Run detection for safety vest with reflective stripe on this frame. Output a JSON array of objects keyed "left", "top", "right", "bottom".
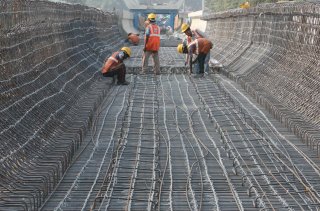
[
  {"left": 145, "top": 24, "right": 160, "bottom": 51},
  {"left": 101, "top": 52, "right": 120, "bottom": 74},
  {"left": 128, "top": 34, "right": 140, "bottom": 45},
  {"left": 188, "top": 38, "right": 212, "bottom": 55}
]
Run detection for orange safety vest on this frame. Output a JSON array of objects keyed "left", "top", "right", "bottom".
[
  {"left": 145, "top": 24, "right": 160, "bottom": 51},
  {"left": 101, "top": 52, "right": 120, "bottom": 74},
  {"left": 128, "top": 34, "right": 140, "bottom": 45},
  {"left": 188, "top": 38, "right": 212, "bottom": 55}
]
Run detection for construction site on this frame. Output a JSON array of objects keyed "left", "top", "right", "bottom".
[{"left": 1, "top": 0, "right": 320, "bottom": 210}]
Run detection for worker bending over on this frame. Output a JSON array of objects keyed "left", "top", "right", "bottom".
[
  {"left": 181, "top": 23, "right": 210, "bottom": 74},
  {"left": 177, "top": 38, "right": 213, "bottom": 77},
  {"left": 101, "top": 47, "right": 131, "bottom": 85},
  {"left": 127, "top": 33, "right": 140, "bottom": 45},
  {"left": 141, "top": 13, "right": 160, "bottom": 75}
]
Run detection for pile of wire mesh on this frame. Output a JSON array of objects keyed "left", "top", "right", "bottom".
[
  {"left": 204, "top": 2, "right": 320, "bottom": 150},
  {"left": 0, "top": 1, "right": 123, "bottom": 209}
]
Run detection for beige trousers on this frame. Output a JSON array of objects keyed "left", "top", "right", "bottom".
[{"left": 141, "top": 51, "right": 160, "bottom": 74}]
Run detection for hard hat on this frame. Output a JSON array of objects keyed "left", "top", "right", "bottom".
[
  {"left": 240, "top": 1, "right": 250, "bottom": 9},
  {"left": 177, "top": 44, "right": 184, "bottom": 54},
  {"left": 148, "top": 13, "right": 156, "bottom": 20},
  {"left": 181, "top": 23, "right": 190, "bottom": 33},
  {"left": 121, "top": 47, "right": 131, "bottom": 57}
]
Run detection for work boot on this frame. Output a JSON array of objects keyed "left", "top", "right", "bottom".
[
  {"left": 155, "top": 71, "right": 160, "bottom": 75},
  {"left": 117, "top": 81, "right": 130, "bottom": 85}
]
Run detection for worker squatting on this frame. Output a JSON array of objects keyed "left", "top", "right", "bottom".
[{"left": 101, "top": 13, "right": 213, "bottom": 85}]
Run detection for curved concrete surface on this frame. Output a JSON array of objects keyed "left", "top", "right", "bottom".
[
  {"left": 123, "top": 0, "right": 184, "bottom": 10},
  {"left": 189, "top": 10, "right": 207, "bottom": 33},
  {"left": 121, "top": 10, "right": 140, "bottom": 34}
]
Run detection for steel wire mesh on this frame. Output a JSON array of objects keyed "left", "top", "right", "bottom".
[
  {"left": 204, "top": 2, "right": 320, "bottom": 150},
  {"left": 0, "top": 1, "right": 123, "bottom": 210},
  {"left": 204, "top": 0, "right": 306, "bottom": 13}
]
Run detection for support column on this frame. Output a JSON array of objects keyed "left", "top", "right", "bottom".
[{"left": 169, "top": 13, "right": 176, "bottom": 30}]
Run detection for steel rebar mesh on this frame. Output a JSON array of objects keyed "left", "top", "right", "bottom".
[
  {"left": 2, "top": 0, "right": 320, "bottom": 210},
  {"left": 204, "top": 0, "right": 306, "bottom": 13},
  {"left": 204, "top": 2, "right": 320, "bottom": 149},
  {"left": 0, "top": 1, "right": 123, "bottom": 210}
]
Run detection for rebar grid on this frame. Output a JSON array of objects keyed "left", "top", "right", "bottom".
[
  {"left": 88, "top": 74, "right": 160, "bottom": 210},
  {"left": 205, "top": 3, "right": 320, "bottom": 158},
  {"left": 204, "top": 2, "right": 320, "bottom": 149},
  {"left": 1, "top": 1, "right": 320, "bottom": 210},
  {"left": 30, "top": 72, "right": 320, "bottom": 211},
  {"left": 191, "top": 75, "right": 320, "bottom": 210},
  {"left": 0, "top": 1, "right": 123, "bottom": 210}
]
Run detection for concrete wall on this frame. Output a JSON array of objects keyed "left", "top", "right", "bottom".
[
  {"left": 204, "top": 2, "right": 320, "bottom": 144},
  {"left": 121, "top": 10, "right": 140, "bottom": 35},
  {"left": 189, "top": 10, "right": 207, "bottom": 33}
]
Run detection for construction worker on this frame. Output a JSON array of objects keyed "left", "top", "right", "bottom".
[
  {"left": 127, "top": 33, "right": 140, "bottom": 45},
  {"left": 181, "top": 23, "right": 210, "bottom": 74},
  {"left": 141, "top": 13, "right": 161, "bottom": 75},
  {"left": 101, "top": 47, "right": 131, "bottom": 85},
  {"left": 177, "top": 38, "right": 213, "bottom": 77},
  {"left": 181, "top": 23, "right": 207, "bottom": 44},
  {"left": 166, "top": 25, "right": 173, "bottom": 38}
]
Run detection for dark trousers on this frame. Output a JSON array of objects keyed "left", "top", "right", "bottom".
[
  {"left": 102, "top": 63, "right": 126, "bottom": 83},
  {"left": 196, "top": 53, "right": 207, "bottom": 74}
]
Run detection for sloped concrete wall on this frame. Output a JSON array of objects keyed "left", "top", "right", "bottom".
[
  {"left": 121, "top": 10, "right": 140, "bottom": 34},
  {"left": 204, "top": 3, "right": 320, "bottom": 144},
  {"left": 0, "top": 1, "right": 123, "bottom": 209}
]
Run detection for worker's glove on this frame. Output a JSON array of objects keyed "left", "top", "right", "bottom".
[
  {"left": 184, "top": 61, "right": 187, "bottom": 66},
  {"left": 143, "top": 47, "right": 146, "bottom": 52}
]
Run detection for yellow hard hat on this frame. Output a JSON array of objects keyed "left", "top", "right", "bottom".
[
  {"left": 177, "top": 44, "right": 184, "bottom": 54},
  {"left": 181, "top": 23, "right": 190, "bottom": 33},
  {"left": 148, "top": 13, "right": 156, "bottom": 20},
  {"left": 121, "top": 47, "right": 131, "bottom": 57},
  {"left": 240, "top": 1, "right": 250, "bottom": 9}
]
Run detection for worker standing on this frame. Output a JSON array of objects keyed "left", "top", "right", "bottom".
[
  {"left": 181, "top": 23, "right": 210, "bottom": 74},
  {"left": 127, "top": 33, "right": 140, "bottom": 45},
  {"left": 101, "top": 47, "right": 131, "bottom": 85},
  {"left": 141, "top": 13, "right": 161, "bottom": 75},
  {"left": 177, "top": 38, "right": 213, "bottom": 77}
]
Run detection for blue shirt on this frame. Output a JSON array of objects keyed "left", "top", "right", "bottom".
[{"left": 115, "top": 51, "right": 125, "bottom": 62}]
